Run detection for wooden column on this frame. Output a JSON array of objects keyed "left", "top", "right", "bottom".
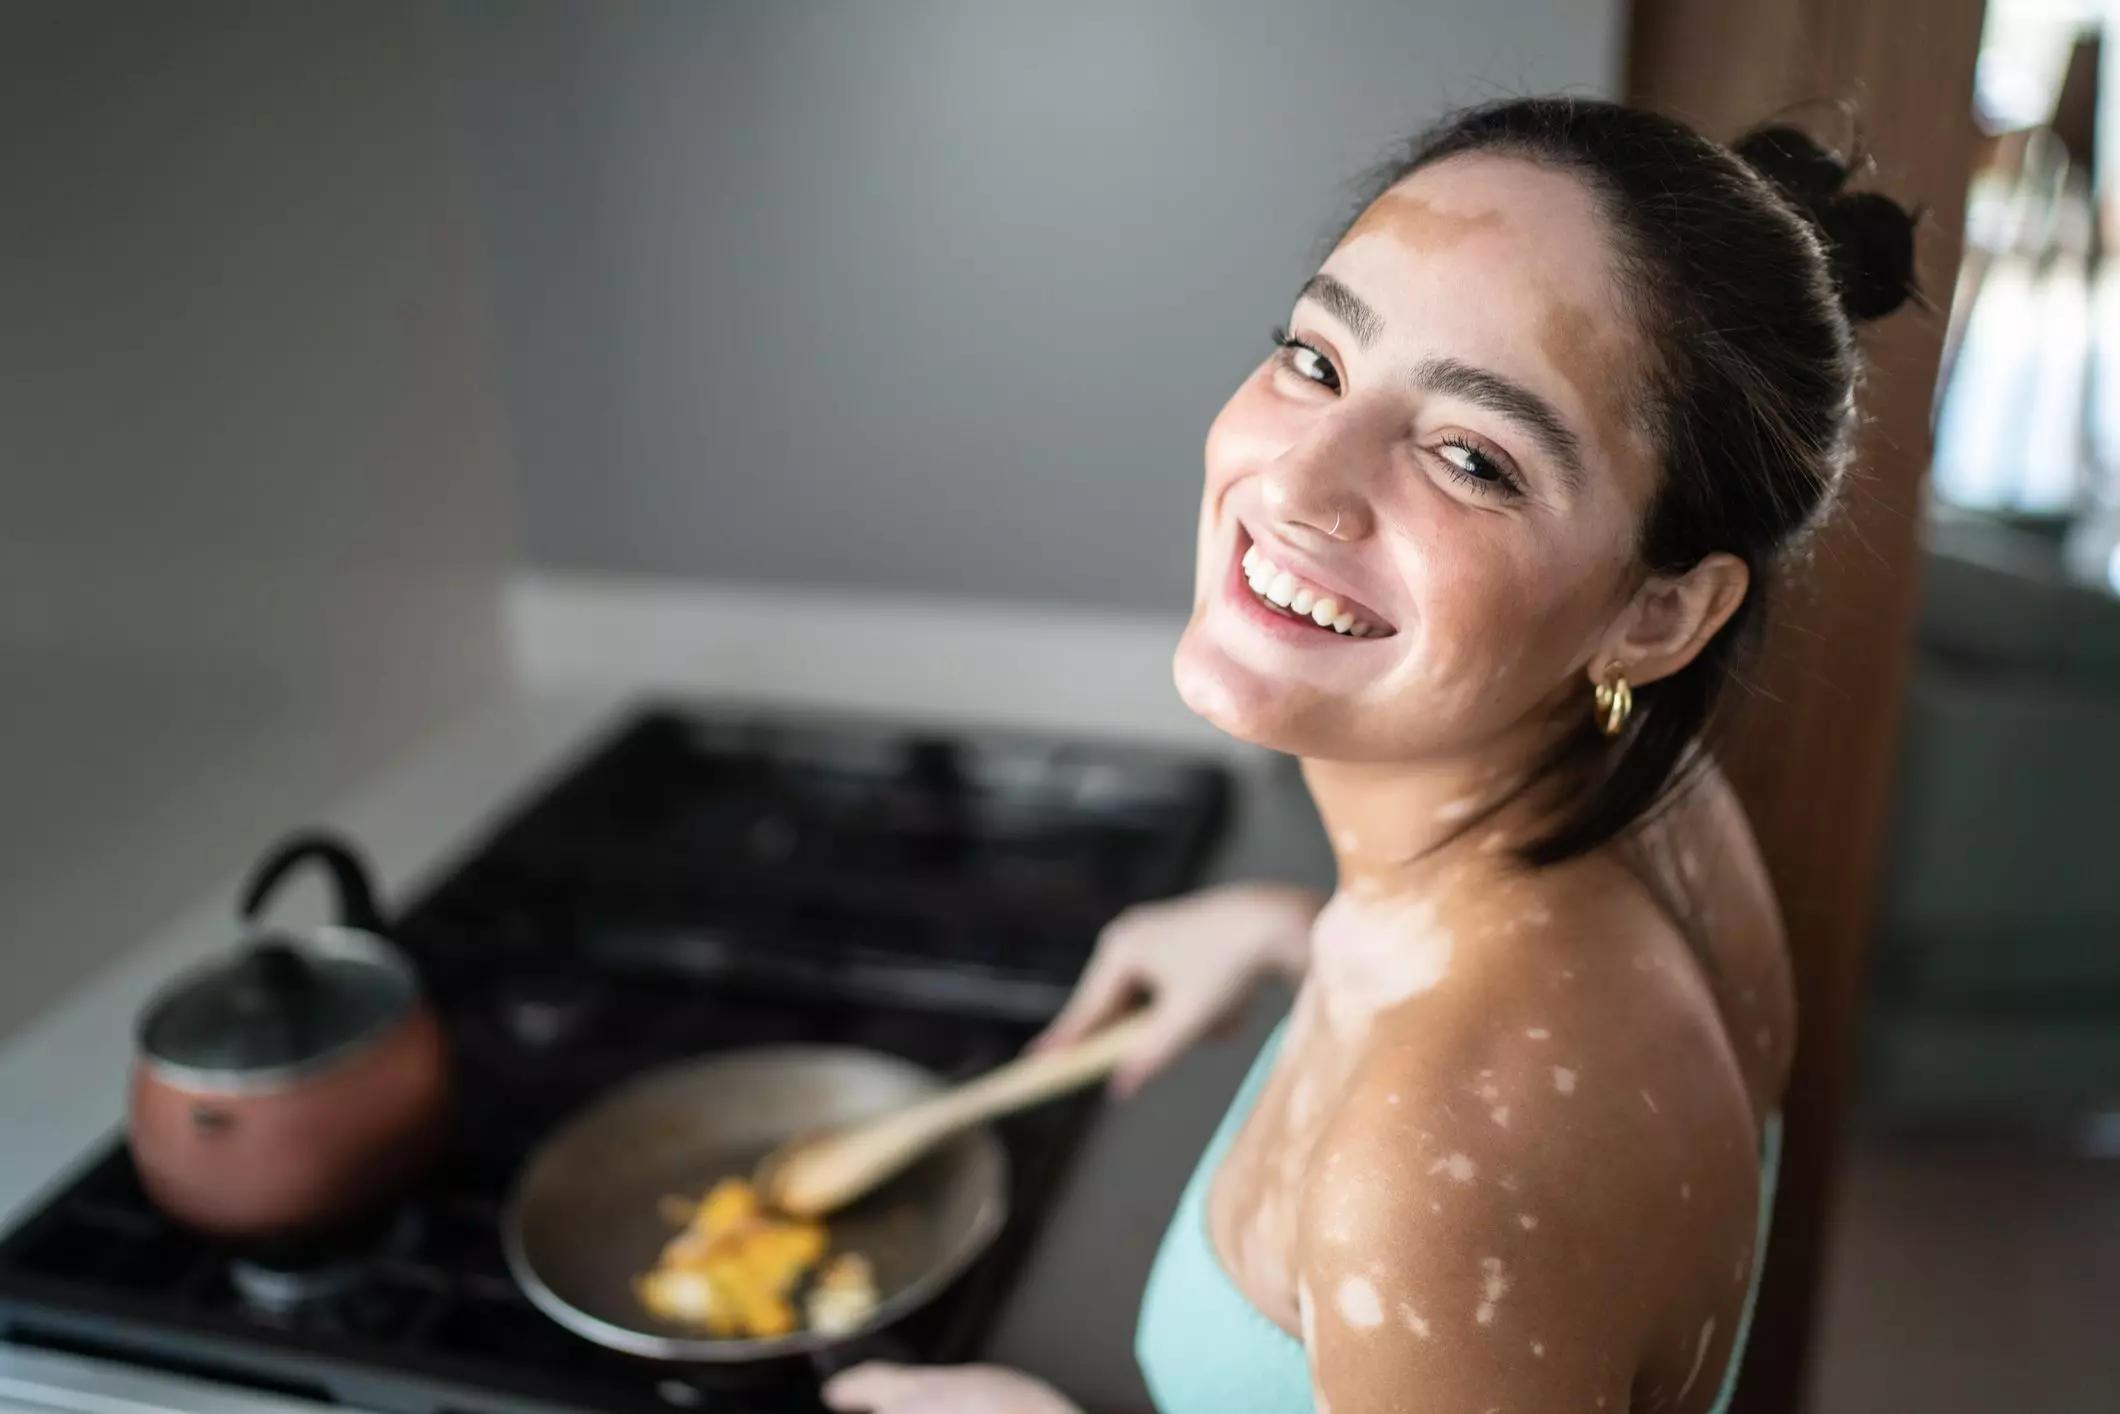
[{"left": 1624, "top": 3, "right": 1986, "bottom": 1411}]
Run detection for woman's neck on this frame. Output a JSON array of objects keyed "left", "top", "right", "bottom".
[{"left": 1301, "top": 731, "right": 1560, "bottom": 887}]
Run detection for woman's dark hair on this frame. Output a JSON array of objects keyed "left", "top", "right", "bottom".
[{"left": 1347, "top": 97, "right": 1917, "bottom": 867}]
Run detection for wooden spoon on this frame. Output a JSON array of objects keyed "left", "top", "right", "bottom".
[{"left": 757, "top": 1013, "right": 1153, "bottom": 1218}]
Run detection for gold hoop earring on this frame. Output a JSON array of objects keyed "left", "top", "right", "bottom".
[{"left": 1594, "top": 662, "right": 1632, "bottom": 737}]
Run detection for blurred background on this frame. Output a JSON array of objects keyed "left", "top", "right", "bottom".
[{"left": 0, "top": 2, "right": 2113, "bottom": 1413}]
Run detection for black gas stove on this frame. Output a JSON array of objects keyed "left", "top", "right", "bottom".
[{"left": 0, "top": 703, "right": 1230, "bottom": 1413}]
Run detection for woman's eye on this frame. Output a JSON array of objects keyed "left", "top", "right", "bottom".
[
  {"left": 1289, "top": 345, "right": 1339, "bottom": 389},
  {"left": 1436, "top": 438, "right": 1522, "bottom": 497},
  {"left": 1440, "top": 440, "right": 1501, "bottom": 482},
  {"left": 1271, "top": 328, "right": 1341, "bottom": 392}
]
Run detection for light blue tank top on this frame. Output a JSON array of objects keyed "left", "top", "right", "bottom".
[{"left": 1136, "top": 1023, "right": 1781, "bottom": 1413}]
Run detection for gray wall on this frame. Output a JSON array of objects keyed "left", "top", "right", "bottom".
[
  {"left": 446, "top": 0, "right": 1622, "bottom": 612},
  {"left": 1, "top": 1, "right": 517, "bottom": 1035}
]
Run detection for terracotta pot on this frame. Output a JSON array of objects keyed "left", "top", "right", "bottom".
[{"left": 128, "top": 834, "right": 450, "bottom": 1240}]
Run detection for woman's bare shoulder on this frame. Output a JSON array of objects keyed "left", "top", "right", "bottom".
[{"left": 1292, "top": 867, "right": 1765, "bottom": 1412}]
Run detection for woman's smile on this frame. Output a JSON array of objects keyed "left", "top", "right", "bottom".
[{"left": 1225, "top": 526, "right": 1397, "bottom": 643}]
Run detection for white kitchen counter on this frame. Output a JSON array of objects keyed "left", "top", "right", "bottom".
[{"left": 0, "top": 577, "right": 1336, "bottom": 1414}]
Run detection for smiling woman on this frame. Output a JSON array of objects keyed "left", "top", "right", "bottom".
[{"left": 823, "top": 96, "right": 1914, "bottom": 1414}]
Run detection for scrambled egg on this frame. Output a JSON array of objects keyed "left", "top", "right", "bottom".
[
  {"left": 805, "top": 1253, "right": 879, "bottom": 1335},
  {"left": 634, "top": 1178, "right": 878, "bottom": 1339}
]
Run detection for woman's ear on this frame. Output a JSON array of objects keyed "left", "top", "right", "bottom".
[{"left": 1593, "top": 553, "right": 1750, "bottom": 687}]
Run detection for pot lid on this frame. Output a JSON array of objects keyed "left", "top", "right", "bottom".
[{"left": 139, "top": 932, "right": 418, "bottom": 1085}]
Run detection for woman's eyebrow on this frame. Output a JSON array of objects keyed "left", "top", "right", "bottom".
[
  {"left": 1296, "top": 273, "right": 1384, "bottom": 347},
  {"left": 1408, "top": 356, "right": 1586, "bottom": 493}
]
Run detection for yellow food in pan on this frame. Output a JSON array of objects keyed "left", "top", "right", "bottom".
[{"left": 635, "top": 1178, "right": 877, "bottom": 1339}]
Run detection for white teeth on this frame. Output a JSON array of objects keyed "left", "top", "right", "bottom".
[{"left": 1242, "top": 549, "right": 1384, "bottom": 637}]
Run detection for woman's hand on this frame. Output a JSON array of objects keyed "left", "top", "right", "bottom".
[
  {"left": 1031, "top": 881, "right": 1324, "bottom": 1096},
  {"left": 821, "top": 1362, "right": 1080, "bottom": 1414}
]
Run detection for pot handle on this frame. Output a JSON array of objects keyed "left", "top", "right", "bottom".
[{"left": 241, "top": 831, "right": 389, "bottom": 935}]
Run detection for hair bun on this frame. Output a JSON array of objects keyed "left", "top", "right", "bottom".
[
  {"left": 1734, "top": 124, "right": 1916, "bottom": 324},
  {"left": 1734, "top": 125, "right": 1848, "bottom": 207}
]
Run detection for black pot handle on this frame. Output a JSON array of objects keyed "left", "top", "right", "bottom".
[{"left": 240, "top": 831, "right": 389, "bottom": 935}]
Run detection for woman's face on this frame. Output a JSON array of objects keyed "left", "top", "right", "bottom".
[{"left": 1174, "top": 153, "right": 1662, "bottom": 762}]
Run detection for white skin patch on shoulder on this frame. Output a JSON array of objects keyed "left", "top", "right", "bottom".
[
  {"left": 1641, "top": 1089, "right": 1661, "bottom": 1114},
  {"left": 1336, "top": 1276, "right": 1384, "bottom": 1329},
  {"left": 1429, "top": 1152, "right": 1478, "bottom": 1184},
  {"left": 1387, "top": 1093, "right": 1401, "bottom": 1105},
  {"left": 1399, "top": 1303, "right": 1432, "bottom": 1339},
  {"left": 1552, "top": 1066, "right": 1578, "bottom": 1095},
  {"left": 1298, "top": 1278, "right": 1318, "bottom": 1349},
  {"left": 1531, "top": 1339, "right": 1546, "bottom": 1357},
  {"left": 1474, "top": 1255, "right": 1510, "bottom": 1326},
  {"left": 1518, "top": 1213, "right": 1538, "bottom": 1231},
  {"left": 1335, "top": 827, "right": 1361, "bottom": 852},
  {"left": 1490, "top": 1107, "right": 1510, "bottom": 1128},
  {"left": 1311, "top": 893, "right": 1454, "bottom": 1036},
  {"left": 1525, "top": 1027, "right": 1550, "bottom": 1041}
]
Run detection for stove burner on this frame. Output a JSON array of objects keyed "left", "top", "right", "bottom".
[
  {"left": 225, "top": 1211, "right": 420, "bottom": 1316},
  {"left": 227, "top": 1253, "right": 361, "bottom": 1315}
]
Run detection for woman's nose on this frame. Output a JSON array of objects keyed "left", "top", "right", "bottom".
[{"left": 1258, "top": 441, "right": 1375, "bottom": 547}]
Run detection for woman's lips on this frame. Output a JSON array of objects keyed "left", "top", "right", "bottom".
[{"left": 1231, "top": 534, "right": 1396, "bottom": 640}]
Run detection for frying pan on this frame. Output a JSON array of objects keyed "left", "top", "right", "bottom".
[{"left": 504, "top": 1046, "right": 1009, "bottom": 1363}]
